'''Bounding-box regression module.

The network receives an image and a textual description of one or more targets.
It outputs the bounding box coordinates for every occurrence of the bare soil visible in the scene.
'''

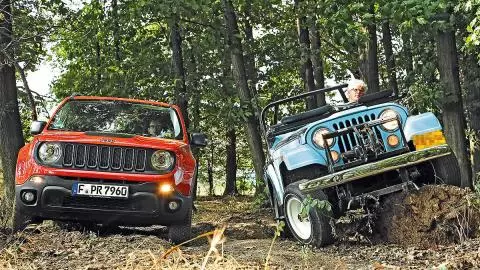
[1,185,480,269]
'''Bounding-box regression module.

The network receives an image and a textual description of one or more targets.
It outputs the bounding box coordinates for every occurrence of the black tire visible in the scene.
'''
[283,183,334,247]
[431,154,461,187]
[168,208,192,244]
[12,202,31,232]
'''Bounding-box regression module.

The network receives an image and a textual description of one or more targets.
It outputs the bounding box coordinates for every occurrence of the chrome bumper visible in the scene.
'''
[298,144,452,192]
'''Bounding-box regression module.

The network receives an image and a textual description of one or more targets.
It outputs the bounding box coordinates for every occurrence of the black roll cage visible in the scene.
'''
[260,84,349,138]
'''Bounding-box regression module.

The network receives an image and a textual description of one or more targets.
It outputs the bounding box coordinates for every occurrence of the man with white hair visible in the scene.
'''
[346,79,367,102]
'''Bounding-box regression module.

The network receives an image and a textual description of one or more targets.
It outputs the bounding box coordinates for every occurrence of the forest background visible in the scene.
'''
[2,0,480,204]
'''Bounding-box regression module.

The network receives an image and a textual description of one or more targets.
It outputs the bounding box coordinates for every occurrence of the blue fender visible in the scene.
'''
[264,164,285,211]
[404,112,442,141]
[274,143,327,171]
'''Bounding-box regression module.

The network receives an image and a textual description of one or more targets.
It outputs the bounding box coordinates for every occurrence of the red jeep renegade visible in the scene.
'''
[13,96,206,243]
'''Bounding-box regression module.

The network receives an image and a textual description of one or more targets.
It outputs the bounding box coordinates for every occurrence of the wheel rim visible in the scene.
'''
[286,196,312,240]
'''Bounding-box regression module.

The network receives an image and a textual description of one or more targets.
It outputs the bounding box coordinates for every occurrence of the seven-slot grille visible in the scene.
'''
[62,143,147,172]
[331,113,385,153]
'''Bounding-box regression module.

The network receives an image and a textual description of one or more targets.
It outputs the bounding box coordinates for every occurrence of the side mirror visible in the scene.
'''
[190,133,208,147]
[30,121,47,135]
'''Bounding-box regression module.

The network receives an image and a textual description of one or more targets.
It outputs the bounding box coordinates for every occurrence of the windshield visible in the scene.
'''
[48,100,183,140]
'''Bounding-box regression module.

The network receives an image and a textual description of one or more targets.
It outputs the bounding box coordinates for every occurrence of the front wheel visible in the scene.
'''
[283,184,334,247]
[168,208,192,244]
[12,202,32,232]
[431,154,462,187]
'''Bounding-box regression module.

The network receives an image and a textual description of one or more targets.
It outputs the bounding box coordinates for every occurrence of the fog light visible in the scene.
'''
[168,201,179,211]
[330,150,340,163]
[21,191,36,203]
[387,134,400,147]
[158,183,174,195]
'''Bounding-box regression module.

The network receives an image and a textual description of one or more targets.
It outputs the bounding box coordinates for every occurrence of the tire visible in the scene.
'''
[431,154,461,187]
[12,202,31,232]
[283,183,334,247]
[168,207,192,244]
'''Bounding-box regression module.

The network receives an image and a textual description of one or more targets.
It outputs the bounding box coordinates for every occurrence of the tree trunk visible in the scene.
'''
[295,0,316,109]
[243,0,257,98]
[309,20,326,106]
[381,21,399,96]
[401,32,414,89]
[0,0,25,203]
[224,128,237,195]
[222,0,266,194]
[111,0,120,63]
[366,4,380,93]
[3,55,38,121]
[463,53,480,182]
[436,26,472,188]
[170,15,189,129]
[207,145,214,196]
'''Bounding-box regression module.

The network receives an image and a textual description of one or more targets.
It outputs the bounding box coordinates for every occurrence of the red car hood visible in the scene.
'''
[34,131,188,150]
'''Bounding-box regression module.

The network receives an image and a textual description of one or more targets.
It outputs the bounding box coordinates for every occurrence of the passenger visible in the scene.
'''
[346,79,367,102]
[147,119,174,138]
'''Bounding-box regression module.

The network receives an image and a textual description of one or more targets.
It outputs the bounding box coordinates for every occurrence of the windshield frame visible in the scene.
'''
[45,97,188,142]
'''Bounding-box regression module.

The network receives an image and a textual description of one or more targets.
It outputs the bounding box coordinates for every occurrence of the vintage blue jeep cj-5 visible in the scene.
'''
[261,84,460,247]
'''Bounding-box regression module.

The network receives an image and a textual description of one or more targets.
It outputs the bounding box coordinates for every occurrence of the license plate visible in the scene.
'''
[72,183,129,198]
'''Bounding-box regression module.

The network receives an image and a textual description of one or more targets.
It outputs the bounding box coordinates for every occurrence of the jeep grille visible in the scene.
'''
[62,143,147,172]
[332,113,384,153]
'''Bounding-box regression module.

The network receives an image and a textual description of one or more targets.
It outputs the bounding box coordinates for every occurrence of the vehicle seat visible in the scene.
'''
[280,105,333,125]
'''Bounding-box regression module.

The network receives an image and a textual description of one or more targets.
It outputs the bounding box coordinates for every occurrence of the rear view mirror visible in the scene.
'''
[190,133,207,147]
[30,121,47,135]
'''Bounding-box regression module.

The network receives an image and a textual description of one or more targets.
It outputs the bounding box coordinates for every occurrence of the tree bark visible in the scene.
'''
[224,128,237,195]
[436,26,472,188]
[295,0,316,109]
[381,21,399,96]
[0,0,25,203]
[309,20,326,106]
[366,4,380,93]
[3,54,37,121]
[243,0,257,98]
[207,144,214,196]
[111,0,121,63]
[401,32,414,89]
[170,15,189,129]
[222,0,266,194]
[463,53,480,182]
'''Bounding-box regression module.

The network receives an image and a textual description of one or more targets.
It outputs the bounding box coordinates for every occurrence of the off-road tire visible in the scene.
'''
[12,203,31,232]
[431,154,461,187]
[283,183,334,247]
[168,208,192,244]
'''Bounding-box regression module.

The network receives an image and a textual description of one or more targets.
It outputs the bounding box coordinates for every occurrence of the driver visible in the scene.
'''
[346,79,367,102]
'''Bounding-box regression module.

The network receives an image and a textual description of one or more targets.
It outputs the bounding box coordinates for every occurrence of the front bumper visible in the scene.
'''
[15,176,191,226]
[299,144,452,192]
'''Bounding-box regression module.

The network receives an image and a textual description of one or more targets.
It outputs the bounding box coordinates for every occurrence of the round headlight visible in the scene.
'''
[313,128,334,148]
[379,109,400,131]
[151,150,174,171]
[38,142,62,164]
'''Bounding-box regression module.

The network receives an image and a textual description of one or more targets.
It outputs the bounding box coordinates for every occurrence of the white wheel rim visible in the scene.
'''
[286,196,312,240]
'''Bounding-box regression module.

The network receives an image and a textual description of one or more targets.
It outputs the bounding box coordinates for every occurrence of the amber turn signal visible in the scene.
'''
[387,134,400,147]
[412,130,447,150]
[330,150,340,163]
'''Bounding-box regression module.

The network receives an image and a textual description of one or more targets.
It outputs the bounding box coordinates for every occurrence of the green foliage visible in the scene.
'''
[299,195,332,221]
[8,0,480,196]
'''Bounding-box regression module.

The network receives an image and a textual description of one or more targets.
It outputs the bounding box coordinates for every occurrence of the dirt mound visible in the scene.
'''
[375,185,480,247]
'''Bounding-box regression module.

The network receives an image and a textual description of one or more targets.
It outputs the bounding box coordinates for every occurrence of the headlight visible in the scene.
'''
[151,150,174,171]
[379,109,400,131]
[313,128,334,148]
[38,142,62,164]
